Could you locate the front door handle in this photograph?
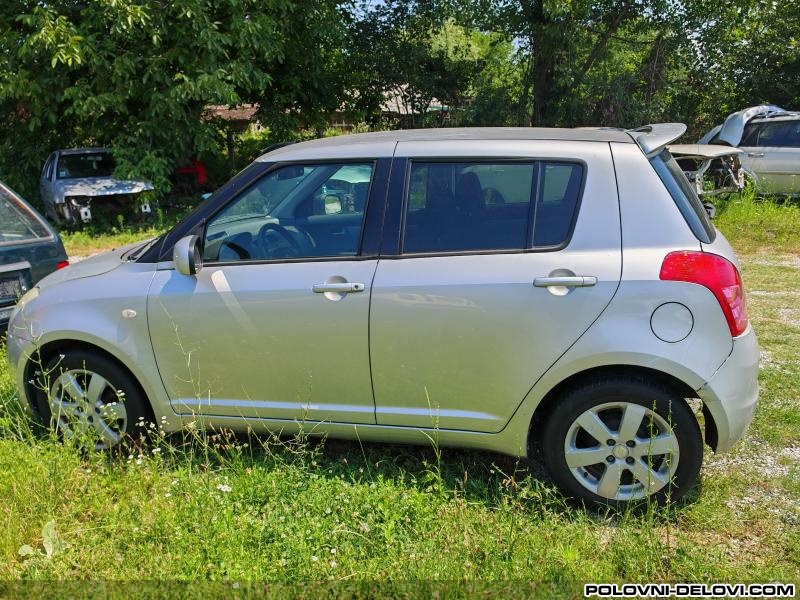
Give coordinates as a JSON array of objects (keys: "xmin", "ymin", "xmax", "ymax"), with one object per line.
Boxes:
[
  {"xmin": 534, "ymin": 276, "xmax": 597, "ymax": 288},
  {"xmin": 747, "ymin": 152, "xmax": 765, "ymax": 158},
  {"xmin": 313, "ymin": 282, "xmax": 365, "ymax": 293}
]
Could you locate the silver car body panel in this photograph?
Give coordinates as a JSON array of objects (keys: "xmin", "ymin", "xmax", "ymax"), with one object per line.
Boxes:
[
  {"xmin": 7, "ymin": 126, "xmax": 759, "ymax": 460},
  {"xmin": 49, "ymin": 177, "xmax": 153, "ymax": 205},
  {"xmin": 147, "ymin": 260, "xmax": 380, "ymax": 423},
  {"xmin": 698, "ymin": 106, "xmax": 800, "ymax": 195},
  {"xmin": 698, "ymin": 105, "xmax": 789, "ymax": 146},
  {"xmin": 738, "ymin": 117, "xmax": 800, "ymax": 195}
]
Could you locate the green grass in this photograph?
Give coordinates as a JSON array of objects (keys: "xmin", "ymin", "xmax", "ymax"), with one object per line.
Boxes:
[
  {"xmin": 59, "ymin": 204, "xmax": 187, "ymax": 257},
  {"xmin": 0, "ymin": 192, "xmax": 798, "ymax": 592}
]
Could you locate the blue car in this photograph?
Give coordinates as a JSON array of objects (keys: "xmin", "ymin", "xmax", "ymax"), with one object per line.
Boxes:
[{"xmin": 1, "ymin": 181, "xmax": 68, "ymax": 331}]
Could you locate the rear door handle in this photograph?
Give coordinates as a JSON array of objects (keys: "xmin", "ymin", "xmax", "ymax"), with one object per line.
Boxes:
[
  {"xmin": 533, "ymin": 276, "xmax": 597, "ymax": 288},
  {"xmin": 313, "ymin": 282, "xmax": 365, "ymax": 293},
  {"xmin": 747, "ymin": 152, "xmax": 765, "ymax": 158}
]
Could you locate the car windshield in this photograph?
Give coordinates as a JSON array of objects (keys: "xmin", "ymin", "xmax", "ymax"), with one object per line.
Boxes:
[
  {"xmin": 57, "ymin": 152, "xmax": 115, "ymax": 179},
  {"xmin": 0, "ymin": 185, "xmax": 51, "ymax": 244}
]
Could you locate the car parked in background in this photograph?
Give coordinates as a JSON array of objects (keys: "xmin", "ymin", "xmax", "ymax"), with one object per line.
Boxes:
[
  {"xmin": 699, "ymin": 105, "xmax": 800, "ymax": 195},
  {"xmin": 0, "ymin": 181, "xmax": 68, "ymax": 331},
  {"xmin": 40, "ymin": 148, "xmax": 154, "ymax": 225},
  {"xmin": 7, "ymin": 125, "xmax": 758, "ymax": 506}
]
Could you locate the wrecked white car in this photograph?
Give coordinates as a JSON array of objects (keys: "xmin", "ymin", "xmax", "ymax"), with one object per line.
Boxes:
[
  {"xmin": 699, "ymin": 105, "xmax": 800, "ymax": 195},
  {"xmin": 40, "ymin": 148, "xmax": 154, "ymax": 225},
  {"xmin": 668, "ymin": 144, "xmax": 745, "ymax": 197}
]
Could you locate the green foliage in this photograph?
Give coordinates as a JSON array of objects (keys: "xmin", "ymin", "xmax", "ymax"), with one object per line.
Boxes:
[{"xmin": 0, "ymin": 0, "xmax": 348, "ymax": 203}]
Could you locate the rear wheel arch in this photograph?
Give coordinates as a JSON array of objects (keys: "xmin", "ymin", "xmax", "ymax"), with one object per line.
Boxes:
[{"xmin": 527, "ymin": 365, "xmax": 708, "ymax": 457}]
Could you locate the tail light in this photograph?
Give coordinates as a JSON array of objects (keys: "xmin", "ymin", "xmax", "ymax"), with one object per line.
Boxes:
[
  {"xmin": 660, "ymin": 251, "xmax": 749, "ymax": 337},
  {"xmin": 56, "ymin": 260, "xmax": 70, "ymax": 270}
]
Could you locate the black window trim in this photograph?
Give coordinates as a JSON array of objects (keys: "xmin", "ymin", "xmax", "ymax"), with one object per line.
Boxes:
[
  {"xmin": 387, "ymin": 156, "xmax": 587, "ymax": 259},
  {"xmin": 196, "ymin": 158, "xmax": 384, "ymax": 268}
]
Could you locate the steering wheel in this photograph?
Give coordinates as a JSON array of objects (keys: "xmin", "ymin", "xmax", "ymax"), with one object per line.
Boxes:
[{"xmin": 257, "ymin": 223, "xmax": 303, "ymax": 259}]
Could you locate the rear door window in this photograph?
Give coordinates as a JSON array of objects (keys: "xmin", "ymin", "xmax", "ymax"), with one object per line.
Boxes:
[
  {"xmin": 741, "ymin": 121, "xmax": 800, "ymax": 148},
  {"xmin": 401, "ymin": 161, "xmax": 583, "ymax": 254}
]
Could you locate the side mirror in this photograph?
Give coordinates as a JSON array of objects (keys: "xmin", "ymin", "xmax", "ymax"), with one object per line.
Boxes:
[{"xmin": 173, "ymin": 235, "xmax": 202, "ymax": 276}]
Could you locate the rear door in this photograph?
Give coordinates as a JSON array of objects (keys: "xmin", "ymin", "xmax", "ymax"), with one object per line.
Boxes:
[{"xmin": 369, "ymin": 140, "xmax": 622, "ymax": 432}]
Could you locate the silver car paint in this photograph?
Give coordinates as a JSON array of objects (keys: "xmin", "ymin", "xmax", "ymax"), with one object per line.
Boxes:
[
  {"xmin": 48, "ymin": 177, "xmax": 154, "ymax": 205},
  {"xmin": 698, "ymin": 106, "xmax": 800, "ymax": 195},
  {"xmin": 698, "ymin": 105, "xmax": 787, "ymax": 146},
  {"xmin": 738, "ymin": 117, "xmax": 800, "ymax": 195},
  {"xmin": 7, "ymin": 127, "xmax": 759, "ymax": 460},
  {"xmin": 147, "ymin": 259, "xmax": 380, "ymax": 424}
]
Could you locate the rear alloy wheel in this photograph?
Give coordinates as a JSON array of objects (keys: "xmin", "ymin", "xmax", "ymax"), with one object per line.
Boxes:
[
  {"xmin": 541, "ymin": 378, "xmax": 703, "ymax": 506},
  {"xmin": 36, "ymin": 351, "xmax": 152, "ymax": 450}
]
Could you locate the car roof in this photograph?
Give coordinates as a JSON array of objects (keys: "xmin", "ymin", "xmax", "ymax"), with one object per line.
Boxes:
[
  {"xmin": 257, "ymin": 127, "xmax": 635, "ymax": 162},
  {"xmin": 751, "ymin": 113, "xmax": 800, "ymax": 123},
  {"xmin": 58, "ymin": 147, "xmax": 111, "ymax": 155}
]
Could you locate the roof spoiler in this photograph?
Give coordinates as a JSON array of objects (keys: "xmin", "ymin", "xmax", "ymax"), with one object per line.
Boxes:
[{"xmin": 627, "ymin": 123, "xmax": 687, "ymax": 157}]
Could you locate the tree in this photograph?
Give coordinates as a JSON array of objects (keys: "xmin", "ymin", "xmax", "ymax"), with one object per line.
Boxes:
[
  {"xmin": 0, "ymin": 0, "xmax": 349, "ymax": 200},
  {"xmin": 348, "ymin": 1, "xmax": 483, "ymax": 127}
]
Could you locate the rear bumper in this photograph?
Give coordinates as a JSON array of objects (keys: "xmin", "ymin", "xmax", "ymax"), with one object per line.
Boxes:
[{"xmin": 696, "ymin": 327, "xmax": 759, "ymax": 453}]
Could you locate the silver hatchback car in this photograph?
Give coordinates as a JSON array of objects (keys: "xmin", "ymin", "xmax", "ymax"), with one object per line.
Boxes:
[{"xmin": 6, "ymin": 125, "xmax": 759, "ymax": 506}]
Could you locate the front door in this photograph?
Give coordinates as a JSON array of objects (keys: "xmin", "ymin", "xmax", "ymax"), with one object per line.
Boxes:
[
  {"xmin": 147, "ymin": 161, "xmax": 381, "ymax": 423},
  {"xmin": 370, "ymin": 146, "xmax": 622, "ymax": 433},
  {"xmin": 740, "ymin": 120, "xmax": 800, "ymax": 194}
]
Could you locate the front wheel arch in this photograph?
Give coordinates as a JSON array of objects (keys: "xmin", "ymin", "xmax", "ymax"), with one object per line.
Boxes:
[{"xmin": 23, "ymin": 339, "xmax": 152, "ymax": 422}]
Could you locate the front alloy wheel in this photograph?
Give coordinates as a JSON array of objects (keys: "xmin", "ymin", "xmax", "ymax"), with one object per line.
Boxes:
[
  {"xmin": 36, "ymin": 350, "xmax": 152, "ymax": 449},
  {"xmin": 49, "ymin": 368, "xmax": 128, "ymax": 449}
]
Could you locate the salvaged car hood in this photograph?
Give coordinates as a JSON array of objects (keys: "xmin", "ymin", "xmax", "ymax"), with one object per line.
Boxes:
[
  {"xmin": 668, "ymin": 144, "xmax": 744, "ymax": 159},
  {"xmin": 54, "ymin": 177, "xmax": 154, "ymax": 198},
  {"xmin": 36, "ymin": 241, "xmax": 144, "ymax": 288},
  {"xmin": 698, "ymin": 105, "xmax": 789, "ymax": 146}
]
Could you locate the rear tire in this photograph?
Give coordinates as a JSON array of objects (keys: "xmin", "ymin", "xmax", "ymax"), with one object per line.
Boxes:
[
  {"xmin": 35, "ymin": 350, "xmax": 153, "ymax": 450},
  {"xmin": 540, "ymin": 377, "xmax": 702, "ymax": 507}
]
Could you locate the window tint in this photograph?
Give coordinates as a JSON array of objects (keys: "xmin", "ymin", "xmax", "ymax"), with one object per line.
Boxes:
[
  {"xmin": 651, "ymin": 149, "xmax": 715, "ymax": 243},
  {"xmin": 740, "ymin": 123, "xmax": 761, "ymax": 147},
  {"xmin": 0, "ymin": 186, "xmax": 51, "ymax": 244},
  {"xmin": 533, "ymin": 163, "xmax": 584, "ymax": 247},
  {"xmin": 402, "ymin": 161, "xmax": 582, "ymax": 254},
  {"xmin": 204, "ymin": 162, "xmax": 373, "ymax": 262},
  {"xmin": 56, "ymin": 152, "xmax": 115, "ymax": 179},
  {"xmin": 750, "ymin": 121, "xmax": 800, "ymax": 147}
]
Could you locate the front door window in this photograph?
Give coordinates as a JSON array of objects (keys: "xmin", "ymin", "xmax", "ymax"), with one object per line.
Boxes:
[{"xmin": 204, "ymin": 162, "xmax": 374, "ymax": 262}]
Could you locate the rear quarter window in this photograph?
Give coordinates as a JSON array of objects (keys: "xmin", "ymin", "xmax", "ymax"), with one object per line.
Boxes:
[{"xmin": 652, "ymin": 149, "xmax": 715, "ymax": 243}]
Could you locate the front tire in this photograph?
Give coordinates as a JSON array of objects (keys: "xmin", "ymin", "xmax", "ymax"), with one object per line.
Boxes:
[
  {"xmin": 540, "ymin": 377, "xmax": 703, "ymax": 507},
  {"xmin": 35, "ymin": 350, "xmax": 152, "ymax": 449}
]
